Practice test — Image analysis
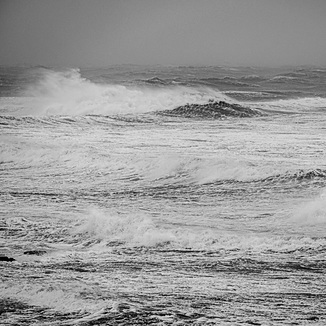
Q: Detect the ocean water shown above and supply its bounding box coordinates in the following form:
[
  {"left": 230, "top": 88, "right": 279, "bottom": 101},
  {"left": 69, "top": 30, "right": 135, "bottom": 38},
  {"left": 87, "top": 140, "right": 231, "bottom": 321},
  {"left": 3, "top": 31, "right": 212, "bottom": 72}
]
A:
[{"left": 1, "top": 65, "right": 326, "bottom": 325}]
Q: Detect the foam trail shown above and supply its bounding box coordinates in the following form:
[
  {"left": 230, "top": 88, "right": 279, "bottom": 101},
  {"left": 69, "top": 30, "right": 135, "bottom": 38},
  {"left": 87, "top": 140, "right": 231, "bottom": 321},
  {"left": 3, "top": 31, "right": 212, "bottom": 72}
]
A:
[{"left": 19, "top": 68, "right": 232, "bottom": 116}]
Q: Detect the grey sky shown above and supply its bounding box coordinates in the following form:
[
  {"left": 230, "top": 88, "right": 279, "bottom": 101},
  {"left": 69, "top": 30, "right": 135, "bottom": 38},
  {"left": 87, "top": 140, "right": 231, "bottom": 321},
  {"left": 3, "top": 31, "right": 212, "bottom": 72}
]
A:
[{"left": 1, "top": 0, "right": 326, "bottom": 67}]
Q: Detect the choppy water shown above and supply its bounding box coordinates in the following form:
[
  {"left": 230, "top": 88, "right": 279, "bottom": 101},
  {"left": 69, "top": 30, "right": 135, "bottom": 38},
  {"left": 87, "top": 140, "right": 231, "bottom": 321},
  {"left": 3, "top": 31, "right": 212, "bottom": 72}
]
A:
[{"left": 1, "top": 65, "right": 326, "bottom": 325}]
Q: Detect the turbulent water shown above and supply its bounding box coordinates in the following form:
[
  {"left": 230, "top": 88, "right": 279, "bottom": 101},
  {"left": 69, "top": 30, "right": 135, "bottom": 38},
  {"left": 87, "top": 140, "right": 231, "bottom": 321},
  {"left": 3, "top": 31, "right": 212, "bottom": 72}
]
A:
[{"left": 1, "top": 65, "right": 326, "bottom": 325}]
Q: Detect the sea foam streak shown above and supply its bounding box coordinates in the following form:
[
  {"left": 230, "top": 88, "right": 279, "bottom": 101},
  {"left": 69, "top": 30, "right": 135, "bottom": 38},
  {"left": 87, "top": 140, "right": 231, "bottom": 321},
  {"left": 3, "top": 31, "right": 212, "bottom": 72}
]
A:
[{"left": 19, "top": 68, "right": 232, "bottom": 116}]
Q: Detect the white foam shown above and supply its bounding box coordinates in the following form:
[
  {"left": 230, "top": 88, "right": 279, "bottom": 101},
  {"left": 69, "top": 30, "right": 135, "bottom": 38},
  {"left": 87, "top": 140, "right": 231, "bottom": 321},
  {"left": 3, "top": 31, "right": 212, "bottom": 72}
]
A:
[{"left": 73, "top": 208, "right": 175, "bottom": 247}]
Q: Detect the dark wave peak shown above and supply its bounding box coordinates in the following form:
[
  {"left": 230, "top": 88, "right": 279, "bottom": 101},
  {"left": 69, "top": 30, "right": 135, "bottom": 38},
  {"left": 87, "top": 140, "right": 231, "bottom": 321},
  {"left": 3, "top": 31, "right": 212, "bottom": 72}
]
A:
[
  {"left": 158, "top": 100, "right": 263, "bottom": 119},
  {"left": 141, "top": 77, "right": 170, "bottom": 85}
]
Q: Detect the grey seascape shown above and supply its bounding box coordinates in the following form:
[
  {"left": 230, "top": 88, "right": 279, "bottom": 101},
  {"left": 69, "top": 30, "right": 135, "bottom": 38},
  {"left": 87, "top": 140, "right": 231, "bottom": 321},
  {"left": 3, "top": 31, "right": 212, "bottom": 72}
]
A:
[
  {"left": 1, "top": 1, "right": 326, "bottom": 325},
  {"left": 1, "top": 64, "right": 326, "bottom": 325}
]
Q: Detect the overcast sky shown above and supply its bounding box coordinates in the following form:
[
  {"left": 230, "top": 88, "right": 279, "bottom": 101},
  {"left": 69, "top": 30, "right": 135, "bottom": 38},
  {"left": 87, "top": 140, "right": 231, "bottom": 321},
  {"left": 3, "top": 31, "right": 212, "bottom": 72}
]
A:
[{"left": 1, "top": 0, "right": 326, "bottom": 67}]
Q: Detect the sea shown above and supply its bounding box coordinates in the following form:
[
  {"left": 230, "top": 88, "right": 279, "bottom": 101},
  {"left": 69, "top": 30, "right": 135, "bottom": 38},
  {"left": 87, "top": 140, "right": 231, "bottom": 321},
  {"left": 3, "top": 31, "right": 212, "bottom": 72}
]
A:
[{"left": 1, "top": 65, "right": 326, "bottom": 325}]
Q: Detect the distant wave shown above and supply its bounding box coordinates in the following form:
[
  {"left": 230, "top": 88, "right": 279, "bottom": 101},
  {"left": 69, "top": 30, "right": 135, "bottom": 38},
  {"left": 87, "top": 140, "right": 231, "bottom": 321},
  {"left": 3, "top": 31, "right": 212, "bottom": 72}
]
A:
[
  {"left": 239, "top": 74, "right": 266, "bottom": 81},
  {"left": 270, "top": 76, "right": 299, "bottom": 82},
  {"left": 268, "top": 74, "right": 312, "bottom": 84},
  {"left": 139, "top": 77, "right": 171, "bottom": 85},
  {"left": 198, "top": 77, "right": 259, "bottom": 88}
]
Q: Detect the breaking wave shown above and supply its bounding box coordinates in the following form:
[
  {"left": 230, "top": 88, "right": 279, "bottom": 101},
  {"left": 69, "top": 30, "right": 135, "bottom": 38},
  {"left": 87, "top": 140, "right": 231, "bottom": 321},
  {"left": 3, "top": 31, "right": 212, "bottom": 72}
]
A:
[
  {"left": 15, "top": 68, "right": 232, "bottom": 116},
  {"left": 72, "top": 208, "right": 175, "bottom": 247}
]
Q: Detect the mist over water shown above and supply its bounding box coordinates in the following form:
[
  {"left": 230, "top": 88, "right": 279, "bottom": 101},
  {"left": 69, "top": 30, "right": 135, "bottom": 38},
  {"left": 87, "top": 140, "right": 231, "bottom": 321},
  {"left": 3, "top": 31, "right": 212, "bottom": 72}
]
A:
[{"left": 1, "top": 65, "right": 326, "bottom": 325}]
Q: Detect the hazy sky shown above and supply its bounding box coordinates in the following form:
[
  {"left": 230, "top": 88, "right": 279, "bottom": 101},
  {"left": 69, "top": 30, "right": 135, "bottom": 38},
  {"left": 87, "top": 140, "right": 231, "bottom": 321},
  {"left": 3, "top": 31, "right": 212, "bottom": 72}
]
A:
[{"left": 1, "top": 0, "right": 326, "bottom": 67}]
